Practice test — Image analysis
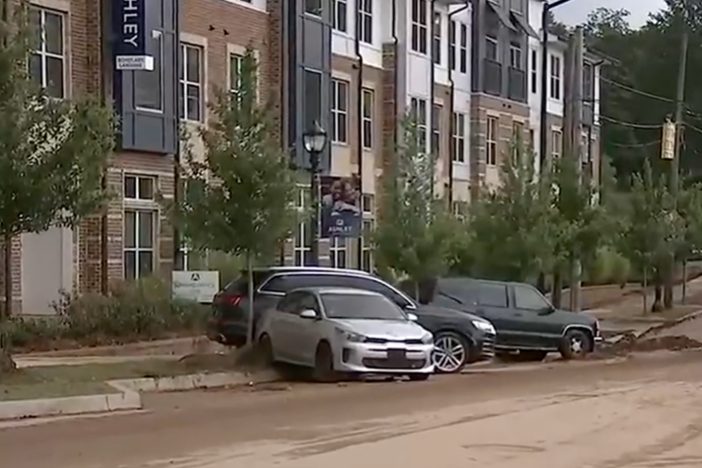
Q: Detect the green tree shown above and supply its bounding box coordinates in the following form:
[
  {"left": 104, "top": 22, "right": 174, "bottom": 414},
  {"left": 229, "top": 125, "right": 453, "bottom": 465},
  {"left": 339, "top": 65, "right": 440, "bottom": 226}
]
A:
[
  {"left": 674, "top": 183, "right": 702, "bottom": 302},
  {"left": 173, "top": 49, "right": 298, "bottom": 345},
  {"left": 465, "top": 146, "right": 556, "bottom": 283},
  {"left": 618, "top": 162, "right": 683, "bottom": 313},
  {"left": 550, "top": 155, "right": 615, "bottom": 308},
  {"left": 374, "top": 114, "right": 458, "bottom": 299},
  {"left": 0, "top": 2, "right": 116, "bottom": 371}
]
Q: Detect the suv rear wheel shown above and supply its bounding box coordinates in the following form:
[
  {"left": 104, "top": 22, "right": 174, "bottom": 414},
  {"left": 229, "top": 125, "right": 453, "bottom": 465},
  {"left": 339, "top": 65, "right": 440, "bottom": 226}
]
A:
[{"left": 560, "top": 329, "right": 593, "bottom": 360}]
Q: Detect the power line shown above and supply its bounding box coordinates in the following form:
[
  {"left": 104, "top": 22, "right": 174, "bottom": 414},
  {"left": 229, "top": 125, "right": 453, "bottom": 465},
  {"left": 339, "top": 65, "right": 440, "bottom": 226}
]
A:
[
  {"left": 609, "top": 140, "right": 661, "bottom": 148},
  {"left": 600, "top": 115, "right": 663, "bottom": 129},
  {"left": 600, "top": 76, "right": 674, "bottom": 103}
]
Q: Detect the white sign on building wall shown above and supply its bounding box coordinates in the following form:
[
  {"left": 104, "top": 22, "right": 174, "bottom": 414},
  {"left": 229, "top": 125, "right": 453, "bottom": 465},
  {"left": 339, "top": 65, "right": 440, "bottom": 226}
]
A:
[{"left": 172, "top": 271, "right": 220, "bottom": 303}]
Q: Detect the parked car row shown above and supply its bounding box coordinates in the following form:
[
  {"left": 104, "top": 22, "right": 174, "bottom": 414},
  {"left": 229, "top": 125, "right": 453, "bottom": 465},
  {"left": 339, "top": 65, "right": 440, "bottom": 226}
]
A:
[{"left": 207, "top": 267, "right": 601, "bottom": 381}]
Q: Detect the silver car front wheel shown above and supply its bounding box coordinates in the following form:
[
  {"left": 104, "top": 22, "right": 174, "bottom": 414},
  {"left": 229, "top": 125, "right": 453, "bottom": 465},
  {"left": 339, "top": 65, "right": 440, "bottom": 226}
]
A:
[{"left": 432, "top": 332, "right": 469, "bottom": 373}]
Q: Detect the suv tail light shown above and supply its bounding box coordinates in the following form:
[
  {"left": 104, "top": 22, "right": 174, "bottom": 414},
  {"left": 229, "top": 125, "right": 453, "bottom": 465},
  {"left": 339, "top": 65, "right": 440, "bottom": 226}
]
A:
[{"left": 214, "top": 293, "right": 243, "bottom": 306}]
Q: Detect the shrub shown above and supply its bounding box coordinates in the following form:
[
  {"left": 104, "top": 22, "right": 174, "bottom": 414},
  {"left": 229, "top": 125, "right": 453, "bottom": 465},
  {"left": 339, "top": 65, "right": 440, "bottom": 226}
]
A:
[
  {"left": 584, "top": 247, "right": 630, "bottom": 286},
  {"left": 9, "top": 277, "right": 208, "bottom": 351}
]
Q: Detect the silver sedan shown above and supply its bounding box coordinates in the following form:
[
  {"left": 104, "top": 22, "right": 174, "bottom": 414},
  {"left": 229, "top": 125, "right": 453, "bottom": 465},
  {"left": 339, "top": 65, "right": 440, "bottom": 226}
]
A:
[{"left": 257, "top": 287, "right": 435, "bottom": 382}]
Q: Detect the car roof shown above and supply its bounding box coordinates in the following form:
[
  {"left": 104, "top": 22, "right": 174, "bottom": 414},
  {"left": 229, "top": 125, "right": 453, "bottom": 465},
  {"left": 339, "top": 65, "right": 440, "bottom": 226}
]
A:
[
  {"left": 250, "top": 266, "right": 373, "bottom": 276},
  {"left": 439, "top": 276, "right": 529, "bottom": 288},
  {"left": 288, "top": 287, "right": 383, "bottom": 296}
]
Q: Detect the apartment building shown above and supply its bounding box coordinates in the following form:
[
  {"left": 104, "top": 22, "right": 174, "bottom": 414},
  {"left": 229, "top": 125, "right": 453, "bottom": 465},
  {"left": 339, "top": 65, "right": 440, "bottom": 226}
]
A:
[{"left": 526, "top": 0, "right": 602, "bottom": 182}]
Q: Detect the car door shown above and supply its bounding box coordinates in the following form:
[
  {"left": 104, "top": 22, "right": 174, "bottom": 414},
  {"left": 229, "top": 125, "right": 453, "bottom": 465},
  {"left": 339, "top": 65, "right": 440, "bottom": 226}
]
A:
[
  {"left": 510, "top": 284, "right": 562, "bottom": 348},
  {"left": 294, "top": 292, "right": 324, "bottom": 365},
  {"left": 269, "top": 292, "right": 303, "bottom": 361},
  {"left": 471, "top": 282, "right": 516, "bottom": 347}
]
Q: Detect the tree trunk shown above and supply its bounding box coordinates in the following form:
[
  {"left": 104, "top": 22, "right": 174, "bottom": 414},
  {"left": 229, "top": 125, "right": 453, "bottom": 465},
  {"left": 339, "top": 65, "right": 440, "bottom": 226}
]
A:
[
  {"left": 3, "top": 235, "right": 11, "bottom": 317},
  {"left": 552, "top": 268, "right": 563, "bottom": 309},
  {"left": 652, "top": 277, "right": 663, "bottom": 313},
  {"left": 642, "top": 268, "right": 648, "bottom": 315},
  {"left": 682, "top": 258, "right": 687, "bottom": 304},
  {"left": 663, "top": 256, "right": 674, "bottom": 310},
  {"left": 536, "top": 272, "right": 546, "bottom": 293},
  {"left": 246, "top": 251, "right": 255, "bottom": 346}
]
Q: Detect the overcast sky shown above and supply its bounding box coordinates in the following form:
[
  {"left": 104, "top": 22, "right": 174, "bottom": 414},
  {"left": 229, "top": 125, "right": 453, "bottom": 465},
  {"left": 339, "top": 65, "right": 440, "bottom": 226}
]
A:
[{"left": 554, "top": 0, "right": 666, "bottom": 28}]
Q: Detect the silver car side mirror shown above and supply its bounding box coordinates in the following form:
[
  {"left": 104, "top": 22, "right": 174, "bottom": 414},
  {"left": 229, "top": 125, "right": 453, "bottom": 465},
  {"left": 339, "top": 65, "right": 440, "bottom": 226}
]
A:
[
  {"left": 299, "top": 309, "right": 318, "bottom": 319},
  {"left": 407, "top": 313, "right": 419, "bottom": 322}
]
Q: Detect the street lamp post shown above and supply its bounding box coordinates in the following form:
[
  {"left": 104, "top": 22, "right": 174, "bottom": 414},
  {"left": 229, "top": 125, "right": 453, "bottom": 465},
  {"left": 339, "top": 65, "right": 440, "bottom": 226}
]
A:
[{"left": 302, "top": 120, "right": 328, "bottom": 266}]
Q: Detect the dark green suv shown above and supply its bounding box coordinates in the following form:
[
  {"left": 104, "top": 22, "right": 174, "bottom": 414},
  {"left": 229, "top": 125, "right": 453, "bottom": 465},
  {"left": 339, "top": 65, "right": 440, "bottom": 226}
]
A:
[{"left": 428, "top": 277, "right": 601, "bottom": 360}]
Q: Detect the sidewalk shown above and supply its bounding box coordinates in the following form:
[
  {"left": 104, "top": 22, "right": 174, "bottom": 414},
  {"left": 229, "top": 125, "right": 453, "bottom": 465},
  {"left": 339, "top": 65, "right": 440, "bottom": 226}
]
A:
[{"left": 14, "top": 354, "right": 181, "bottom": 369}]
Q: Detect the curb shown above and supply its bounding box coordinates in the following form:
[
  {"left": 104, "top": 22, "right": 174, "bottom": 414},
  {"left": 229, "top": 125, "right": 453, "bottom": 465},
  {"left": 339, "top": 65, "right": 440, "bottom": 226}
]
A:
[
  {"left": 636, "top": 309, "right": 702, "bottom": 339},
  {"left": 0, "top": 370, "right": 279, "bottom": 422}
]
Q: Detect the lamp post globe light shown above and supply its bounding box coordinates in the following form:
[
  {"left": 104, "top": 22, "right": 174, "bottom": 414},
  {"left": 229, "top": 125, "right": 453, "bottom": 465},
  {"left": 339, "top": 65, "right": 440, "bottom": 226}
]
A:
[{"left": 302, "top": 120, "right": 328, "bottom": 266}]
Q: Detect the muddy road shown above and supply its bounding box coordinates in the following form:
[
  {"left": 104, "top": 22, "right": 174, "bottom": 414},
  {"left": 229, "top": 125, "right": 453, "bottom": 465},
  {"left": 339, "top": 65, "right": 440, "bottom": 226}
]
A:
[{"left": 2, "top": 352, "right": 702, "bottom": 468}]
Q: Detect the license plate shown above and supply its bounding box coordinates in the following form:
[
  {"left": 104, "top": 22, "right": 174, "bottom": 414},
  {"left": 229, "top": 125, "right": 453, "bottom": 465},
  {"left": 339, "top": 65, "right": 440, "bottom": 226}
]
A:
[{"left": 387, "top": 349, "right": 407, "bottom": 363}]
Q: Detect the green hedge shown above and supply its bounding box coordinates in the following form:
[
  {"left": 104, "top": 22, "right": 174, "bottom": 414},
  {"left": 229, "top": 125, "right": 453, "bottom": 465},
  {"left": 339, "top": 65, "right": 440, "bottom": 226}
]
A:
[{"left": 7, "top": 277, "right": 208, "bottom": 352}]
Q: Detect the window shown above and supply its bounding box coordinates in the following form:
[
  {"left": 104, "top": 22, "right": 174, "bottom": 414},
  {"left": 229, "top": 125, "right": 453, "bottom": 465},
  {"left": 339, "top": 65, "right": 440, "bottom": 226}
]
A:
[
  {"left": 361, "top": 194, "right": 374, "bottom": 214},
  {"left": 293, "top": 189, "right": 313, "bottom": 266},
  {"left": 512, "top": 121, "right": 523, "bottom": 145},
  {"left": 551, "top": 129, "right": 562, "bottom": 160},
  {"left": 448, "top": 21, "right": 456, "bottom": 70},
  {"left": 432, "top": 12, "right": 441, "bottom": 64},
  {"left": 304, "top": 69, "right": 322, "bottom": 128},
  {"left": 358, "top": 0, "right": 373, "bottom": 44},
  {"left": 229, "top": 54, "right": 242, "bottom": 93},
  {"left": 361, "top": 88, "right": 374, "bottom": 149},
  {"left": 431, "top": 104, "right": 441, "bottom": 155},
  {"left": 530, "top": 49, "right": 538, "bottom": 94},
  {"left": 459, "top": 24, "right": 467, "bottom": 73},
  {"left": 329, "top": 238, "right": 347, "bottom": 268},
  {"left": 486, "top": 116, "right": 498, "bottom": 166},
  {"left": 332, "top": 0, "right": 347, "bottom": 32},
  {"left": 513, "top": 285, "right": 550, "bottom": 310},
  {"left": 331, "top": 79, "right": 349, "bottom": 143},
  {"left": 452, "top": 112, "right": 466, "bottom": 163},
  {"left": 583, "top": 63, "right": 594, "bottom": 103},
  {"left": 510, "top": 0, "right": 523, "bottom": 12},
  {"left": 124, "top": 210, "right": 156, "bottom": 280},
  {"left": 29, "top": 8, "right": 65, "bottom": 98},
  {"left": 549, "top": 54, "right": 561, "bottom": 100},
  {"left": 410, "top": 98, "right": 428, "bottom": 151},
  {"left": 411, "top": 0, "right": 428, "bottom": 54},
  {"left": 486, "top": 35, "right": 498, "bottom": 61},
  {"left": 361, "top": 220, "right": 374, "bottom": 273},
  {"left": 135, "top": 1, "right": 163, "bottom": 111},
  {"left": 509, "top": 43, "right": 522, "bottom": 69},
  {"left": 180, "top": 44, "right": 203, "bottom": 122},
  {"left": 305, "top": 0, "right": 322, "bottom": 16},
  {"left": 529, "top": 128, "right": 535, "bottom": 150},
  {"left": 477, "top": 283, "right": 508, "bottom": 308},
  {"left": 123, "top": 175, "right": 155, "bottom": 200}
]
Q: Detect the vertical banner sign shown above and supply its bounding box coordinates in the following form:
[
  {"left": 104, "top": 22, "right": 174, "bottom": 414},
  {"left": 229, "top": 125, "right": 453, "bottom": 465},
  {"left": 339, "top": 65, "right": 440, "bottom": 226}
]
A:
[
  {"left": 114, "top": 0, "right": 153, "bottom": 71},
  {"left": 321, "top": 175, "right": 362, "bottom": 238}
]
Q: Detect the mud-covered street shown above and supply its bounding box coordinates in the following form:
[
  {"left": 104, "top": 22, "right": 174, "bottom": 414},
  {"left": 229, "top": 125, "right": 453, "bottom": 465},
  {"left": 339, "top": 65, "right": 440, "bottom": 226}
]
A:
[{"left": 1, "top": 351, "right": 702, "bottom": 468}]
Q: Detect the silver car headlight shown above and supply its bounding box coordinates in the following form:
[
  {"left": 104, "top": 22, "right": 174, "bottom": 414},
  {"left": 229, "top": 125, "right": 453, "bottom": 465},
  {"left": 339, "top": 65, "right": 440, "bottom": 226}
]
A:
[
  {"left": 421, "top": 333, "right": 433, "bottom": 344},
  {"left": 472, "top": 320, "right": 496, "bottom": 335},
  {"left": 335, "top": 327, "right": 366, "bottom": 343}
]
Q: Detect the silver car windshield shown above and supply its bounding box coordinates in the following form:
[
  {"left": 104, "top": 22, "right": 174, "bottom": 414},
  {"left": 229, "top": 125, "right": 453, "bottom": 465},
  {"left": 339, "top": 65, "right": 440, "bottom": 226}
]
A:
[{"left": 321, "top": 293, "right": 407, "bottom": 320}]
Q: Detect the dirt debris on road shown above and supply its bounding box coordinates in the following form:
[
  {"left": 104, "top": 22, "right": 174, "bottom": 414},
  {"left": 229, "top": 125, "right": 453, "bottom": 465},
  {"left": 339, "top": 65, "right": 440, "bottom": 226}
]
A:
[{"left": 2, "top": 351, "right": 702, "bottom": 468}]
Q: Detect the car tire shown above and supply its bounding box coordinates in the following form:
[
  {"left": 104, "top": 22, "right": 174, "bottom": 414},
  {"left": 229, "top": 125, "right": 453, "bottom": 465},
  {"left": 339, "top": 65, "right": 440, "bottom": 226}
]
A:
[
  {"left": 432, "top": 331, "right": 470, "bottom": 374},
  {"left": 560, "top": 329, "right": 593, "bottom": 360},
  {"left": 408, "top": 373, "right": 430, "bottom": 381},
  {"left": 257, "top": 334, "right": 275, "bottom": 366},
  {"left": 312, "top": 341, "right": 339, "bottom": 383}
]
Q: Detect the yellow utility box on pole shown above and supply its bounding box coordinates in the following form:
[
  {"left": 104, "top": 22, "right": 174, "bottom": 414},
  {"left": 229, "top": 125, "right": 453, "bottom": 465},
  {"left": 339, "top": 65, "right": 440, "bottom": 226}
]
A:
[{"left": 661, "top": 119, "right": 676, "bottom": 160}]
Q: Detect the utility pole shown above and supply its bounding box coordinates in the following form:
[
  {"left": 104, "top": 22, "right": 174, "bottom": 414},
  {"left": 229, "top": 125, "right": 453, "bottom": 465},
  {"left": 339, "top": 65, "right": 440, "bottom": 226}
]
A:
[
  {"left": 664, "top": 15, "right": 688, "bottom": 309},
  {"left": 570, "top": 27, "right": 584, "bottom": 312}
]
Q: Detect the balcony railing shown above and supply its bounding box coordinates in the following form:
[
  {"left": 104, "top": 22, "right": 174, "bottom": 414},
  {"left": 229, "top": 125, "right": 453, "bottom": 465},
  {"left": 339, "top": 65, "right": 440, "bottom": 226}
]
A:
[
  {"left": 483, "top": 58, "right": 501, "bottom": 96},
  {"left": 508, "top": 67, "right": 526, "bottom": 102}
]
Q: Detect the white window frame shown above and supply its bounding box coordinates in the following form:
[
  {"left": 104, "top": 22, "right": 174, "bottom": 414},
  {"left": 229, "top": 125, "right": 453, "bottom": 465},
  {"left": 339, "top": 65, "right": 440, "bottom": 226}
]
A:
[
  {"left": 449, "top": 21, "right": 457, "bottom": 70},
  {"left": 329, "top": 238, "right": 347, "bottom": 268},
  {"left": 332, "top": 0, "right": 347, "bottom": 33},
  {"left": 410, "top": 97, "right": 428, "bottom": 152},
  {"left": 358, "top": 0, "right": 373, "bottom": 44},
  {"left": 305, "top": 0, "right": 322, "bottom": 17},
  {"left": 123, "top": 175, "right": 156, "bottom": 201},
  {"left": 123, "top": 209, "right": 157, "bottom": 280},
  {"left": 530, "top": 49, "right": 538, "bottom": 94},
  {"left": 549, "top": 54, "right": 561, "bottom": 100},
  {"left": 551, "top": 129, "right": 562, "bottom": 160},
  {"left": 487, "top": 116, "right": 498, "bottom": 166},
  {"left": 485, "top": 35, "right": 498, "bottom": 61},
  {"left": 452, "top": 112, "right": 466, "bottom": 163},
  {"left": 361, "top": 88, "right": 374, "bottom": 149},
  {"left": 229, "top": 53, "right": 242, "bottom": 94},
  {"left": 411, "top": 0, "right": 428, "bottom": 54},
  {"left": 293, "top": 188, "right": 312, "bottom": 266},
  {"left": 509, "top": 43, "right": 522, "bottom": 69},
  {"left": 31, "top": 7, "right": 66, "bottom": 99},
  {"left": 459, "top": 23, "right": 468, "bottom": 73},
  {"left": 432, "top": 12, "right": 441, "bottom": 64},
  {"left": 331, "top": 79, "right": 349, "bottom": 143},
  {"left": 180, "top": 43, "right": 203, "bottom": 122}
]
